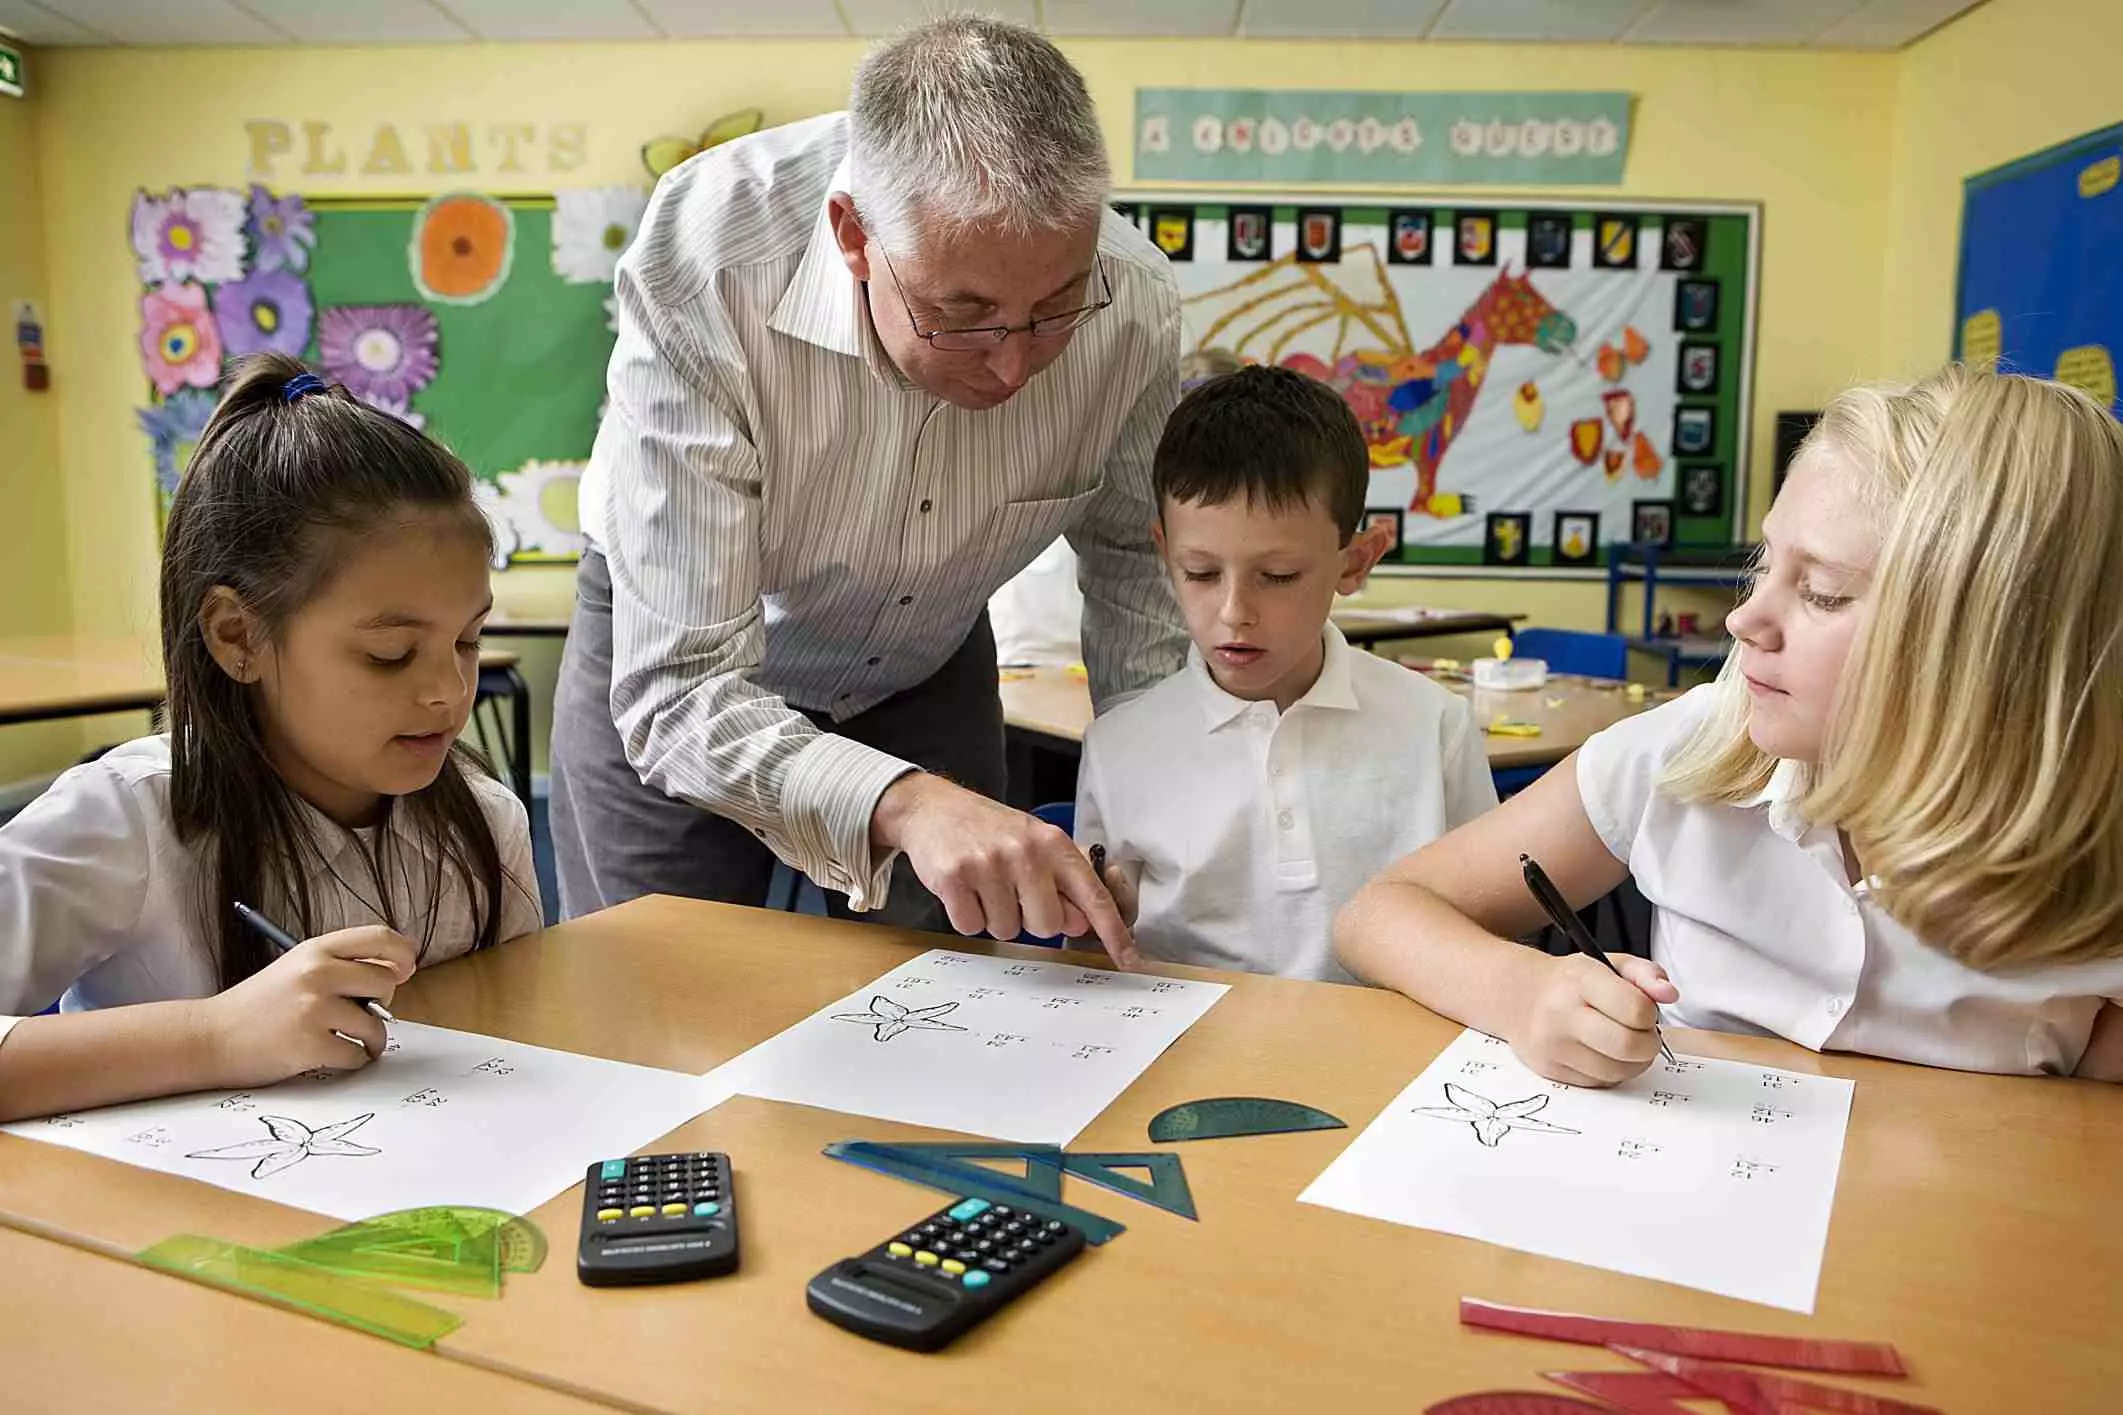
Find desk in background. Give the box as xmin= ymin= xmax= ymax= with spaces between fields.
xmin=0 ymin=897 xmax=2115 ymax=1413
xmin=0 ymin=635 xmax=535 ymax=812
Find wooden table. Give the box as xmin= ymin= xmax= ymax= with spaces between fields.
xmin=1000 ymin=664 xmax=1677 ymax=771
xmin=0 ymin=635 xmax=535 ymax=808
xmin=3 ymin=898 xmax=2118 ymax=1413
xmin=0 ymin=1224 xmax=619 ymax=1413
xmin=0 ymin=636 xmax=163 ymax=726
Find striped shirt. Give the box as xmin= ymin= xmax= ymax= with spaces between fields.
xmin=576 ymin=112 xmax=1189 ymax=910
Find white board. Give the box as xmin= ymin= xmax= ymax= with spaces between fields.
xmin=1299 ymin=1029 xmax=1854 ymax=1312
xmin=3 ymin=1022 xmax=723 ymax=1222
xmin=710 ymin=949 xmax=1228 ymax=1145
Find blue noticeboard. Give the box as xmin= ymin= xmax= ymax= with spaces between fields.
xmin=1955 ymin=121 xmax=2123 ymax=415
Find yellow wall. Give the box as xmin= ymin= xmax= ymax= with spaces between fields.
xmin=0 ymin=48 xmax=88 ymax=784
xmin=12 ymin=35 xmax=1907 ymax=776
xmin=1880 ymin=0 xmax=2123 ymax=378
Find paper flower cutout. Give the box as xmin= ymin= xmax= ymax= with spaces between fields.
xmin=318 ymin=304 xmax=439 ymax=405
xmin=551 ymin=186 xmax=648 ymax=285
xmin=212 ymin=266 xmax=313 ymax=361
xmin=411 ymin=192 xmax=514 ymax=305
xmin=131 ymin=187 xmax=246 ymax=286
xmin=138 ymin=388 xmax=218 ymax=503
xmin=245 ymin=185 xmax=316 ymax=274
xmin=139 ymin=281 xmax=223 ymax=396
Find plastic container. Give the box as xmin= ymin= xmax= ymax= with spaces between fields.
xmin=1472 ymin=656 xmax=1548 ymax=691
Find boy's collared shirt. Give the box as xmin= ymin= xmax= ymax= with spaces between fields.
xmin=1076 ymin=624 xmax=1496 ymax=982
xmin=1579 ymin=686 xmax=2123 ymax=1075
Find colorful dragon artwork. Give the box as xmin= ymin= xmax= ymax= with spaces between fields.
xmin=1184 ymin=248 xmax=1580 ymax=518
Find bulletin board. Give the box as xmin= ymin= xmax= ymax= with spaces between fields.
xmin=131 ymin=183 xmax=641 ymax=564
xmin=1115 ymin=194 xmax=1759 ymax=571
xmin=1954 ymin=121 xmax=2123 ymax=414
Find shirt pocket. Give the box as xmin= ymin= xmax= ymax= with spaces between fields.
xmin=984 ymin=487 xmax=1101 ymax=581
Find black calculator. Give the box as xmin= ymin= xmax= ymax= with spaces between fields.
xmin=576 ymin=1151 xmax=739 ymax=1287
xmin=805 ymin=1196 xmax=1086 ymax=1351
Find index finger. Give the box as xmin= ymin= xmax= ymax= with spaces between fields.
xmin=313 ymin=928 xmax=419 ymax=975
xmin=1053 ymin=850 xmax=1138 ymax=969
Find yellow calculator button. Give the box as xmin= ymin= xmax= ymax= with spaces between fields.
xmin=914 ymin=1250 xmax=941 ymax=1267
xmin=628 ymin=1205 xmax=656 ymax=1218
xmin=596 ymin=1208 xmax=623 ymax=1223
xmin=941 ymin=1259 xmax=967 ymax=1275
xmin=661 ymin=1202 xmax=687 ymax=1217
xmin=887 ymin=1242 xmax=913 ymax=1258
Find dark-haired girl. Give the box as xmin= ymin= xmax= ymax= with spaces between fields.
xmin=0 ymin=354 xmax=541 ymax=1121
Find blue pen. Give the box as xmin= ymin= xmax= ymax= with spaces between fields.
xmin=233 ymin=901 xmax=395 ymax=1025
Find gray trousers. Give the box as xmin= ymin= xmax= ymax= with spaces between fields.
xmin=549 ymin=551 xmax=1007 ymax=929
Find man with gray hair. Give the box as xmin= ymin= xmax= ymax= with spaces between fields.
xmin=550 ymin=16 xmax=1186 ymax=963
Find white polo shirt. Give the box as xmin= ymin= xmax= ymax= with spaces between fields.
xmin=1077 ymin=625 xmax=1497 ymax=983
xmin=1578 ymin=687 xmax=2123 ymax=1076
xmin=0 ymin=736 xmax=544 ymax=1049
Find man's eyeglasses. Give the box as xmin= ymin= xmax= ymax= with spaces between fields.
xmin=879 ymin=247 xmax=1113 ymax=352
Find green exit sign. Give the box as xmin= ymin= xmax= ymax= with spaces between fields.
xmin=0 ymin=44 xmax=22 ymax=99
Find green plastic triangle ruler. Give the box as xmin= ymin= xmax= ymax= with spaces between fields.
xmin=1148 ymin=1097 xmax=1346 ymax=1144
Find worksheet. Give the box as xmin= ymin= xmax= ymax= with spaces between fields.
xmin=1299 ymin=1028 xmax=1855 ymax=1312
xmin=709 ymin=949 xmax=1229 ymax=1144
xmin=3 ymin=1022 xmax=725 ymax=1222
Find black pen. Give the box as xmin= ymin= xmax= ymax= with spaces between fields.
xmin=1089 ymin=843 xmax=1107 ymax=881
xmin=1518 ymin=854 xmax=1674 ymax=1064
xmin=233 ymin=901 xmax=395 ymax=1024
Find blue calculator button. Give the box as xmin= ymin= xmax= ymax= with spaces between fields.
xmin=693 ymin=1202 xmax=721 ymax=1217
xmin=962 ymin=1270 xmax=992 ymax=1289
xmin=599 ymin=1160 xmax=627 ymax=1181
xmin=947 ymin=1198 xmax=991 ymax=1222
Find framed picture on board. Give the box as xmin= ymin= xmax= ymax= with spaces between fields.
xmin=1364 ymin=506 xmax=1405 ymax=548
xmin=1632 ymin=499 xmax=1676 ymax=549
xmin=1552 ymin=510 xmax=1600 ymax=567
xmin=1483 ymin=511 xmax=1531 ymax=566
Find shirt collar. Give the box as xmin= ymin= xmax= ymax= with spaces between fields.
xmin=767 ymin=156 xmax=910 ymax=388
xmin=1190 ymin=623 xmax=1361 ymax=730
xmin=1740 ymin=756 xmax=1812 ymax=843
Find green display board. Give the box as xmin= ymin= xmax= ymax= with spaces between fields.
xmin=305 ymin=198 xmax=610 ymax=487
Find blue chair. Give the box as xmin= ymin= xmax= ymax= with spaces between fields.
xmin=1020 ymin=801 xmax=1077 ymax=946
xmin=1509 ymin=627 xmax=1629 ymax=681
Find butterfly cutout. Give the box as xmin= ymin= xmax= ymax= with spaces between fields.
xmin=641 ymin=109 xmax=765 ymax=181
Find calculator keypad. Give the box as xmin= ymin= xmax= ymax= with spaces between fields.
xmin=880 ymin=1200 xmax=1066 ymax=1285
xmin=592 ymin=1152 xmax=725 ymax=1228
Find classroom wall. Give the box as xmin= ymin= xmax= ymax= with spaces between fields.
xmin=1879 ymin=0 xmax=2123 ymax=379
xmin=17 ymin=35 xmax=1902 ymax=777
xmin=0 ymin=47 xmax=88 ymax=788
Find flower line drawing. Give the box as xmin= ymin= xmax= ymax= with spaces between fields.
xmin=186 ymin=1112 xmax=382 ymax=1180
xmin=1411 ymin=1084 xmax=1581 ymax=1148
xmin=831 ymin=995 xmax=969 ymax=1044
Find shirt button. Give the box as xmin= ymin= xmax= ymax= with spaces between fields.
xmin=866 ymin=656 xmax=881 ymax=667
xmin=898 ymin=595 xmax=913 ymax=606
xmin=1277 ymin=810 xmax=1294 ymax=830
xmin=1270 ymin=764 xmax=1283 ymax=777
xmin=919 ymin=499 xmax=933 ymax=513
xmin=1826 ymin=997 xmax=1845 ymax=1016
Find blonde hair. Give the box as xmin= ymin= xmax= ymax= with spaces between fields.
xmin=1664 ymin=364 xmax=2123 ymax=971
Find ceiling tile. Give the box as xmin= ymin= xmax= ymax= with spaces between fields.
xmin=33 ymin=0 xmax=287 ymax=44
xmin=1430 ymin=0 xmax=1648 ymax=43
xmin=1808 ymin=0 xmax=1982 ymax=48
xmin=1239 ymin=0 xmax=1448 ymax=39
xmin=432 ymin=0 xmax=660 ymax=42
xmin=642 ymin=0 xmax=849 ymax=36
xmin=1042 ymin=0 xmax=1241 ymax=37
xmin=239 ymin=0 xmax=474 ymax=43
xmin=1625 ymin=0 xmax=1864 ymax=46
xmin=0 ymin=0 xmax=115 ymax=44
xmin=840 ymin=0 xmax=1039 ymax=37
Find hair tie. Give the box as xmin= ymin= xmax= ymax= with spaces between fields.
xmin=281 ymin=372 xmax=328 ymax=403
